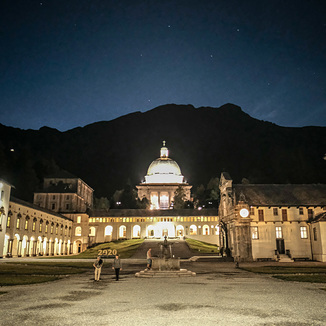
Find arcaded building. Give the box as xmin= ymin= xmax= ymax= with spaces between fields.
xmin=4 ymin=197 xmax=73 ymax=257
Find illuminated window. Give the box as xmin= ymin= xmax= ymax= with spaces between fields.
xmin=16 ymin=218 xmax=20 ymax=229
xmin=32 ymin=221 xmax=36 ymax=231
xmin=51 ymin=224 xmax=54 ymax=234
xmin=189 ymin=225 xmax=197 ymax=235
xmin=258 ymin=210 xmax=264 ymax=222
xmin=203 ymin=225 xmax=210 ymax=235
xmin=133 ymin=225 xmax=141 ymax=238
xmin=119 ymin=225 xmax=126 ymax=238
xmin=273 ymin=208 xmax=278 ymax=216
xmin=282 ymin=209 xmax=288 ymax=221
xmin=7 ymin=215 xmax=11 ymax=228
xmin=25 ymin=220 xmax=29 ymax=230
xmin=215 ymin=225 xmax=219 ymax=235
xmin=75 ymin=226 xmax=82 ymax=236
xmin=105 ymin=225 xmax=113 ymax=236
xmin=160 ymin=193 xmax=169 ymax=209
xmin=300 ymin=226 xmax=308 ymax=239
xmin=77 ymin=216 xmax=81 ymax=223
xmin=252 ymin=226 xmax=259 ymax=239
xmin=55 ymin=226 xmax=58 ymax=234
xmin=150 ymin=193 xmax=159 ymax=209
xmin=39 ymin=222 xmax=43 ymax=232
xmin=276 ymin=227 xmax=282 ymax=239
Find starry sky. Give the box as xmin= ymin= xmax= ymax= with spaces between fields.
xmin=1 ymin=0 xmax=325 ymax=131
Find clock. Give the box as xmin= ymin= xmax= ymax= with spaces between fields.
xmin=239 ymin=208 xmax=249 ymax=218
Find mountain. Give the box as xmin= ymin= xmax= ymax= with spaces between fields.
xmin=1 ymin=103 xmax=326 ymax=201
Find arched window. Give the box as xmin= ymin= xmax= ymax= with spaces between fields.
xmin=105 ymin=225 xmax=113 ymax=236
xmin=133 ymin=225 xmax=141 ymax=238
xmin=119 ymin=225 xmax=126 ymax=238
xmin=147 ymin=225 xmax=155 ymax=237
xmin=189 ymin=225 xmax=197 ymax=235
xmin=89 ymin=227 xmax=96 ymax=236
xmin=75 ymin=226 xmax=82 ymax=236
xmin=176 ymin=225 xmax=184 ymax=237
xmin=203 ymin=225 xmax=210 ymax=235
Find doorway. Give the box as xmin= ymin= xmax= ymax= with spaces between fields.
xmin=276 ymin=239 xmax=285 ymax=254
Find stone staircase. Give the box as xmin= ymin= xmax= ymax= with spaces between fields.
xmin=135 ymin=268 xmax=196 ymax=278
xmin=278 ymin=254 xmax=294 ymax=263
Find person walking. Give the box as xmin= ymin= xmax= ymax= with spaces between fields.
xmin=147 ymin=248 xmax=152 ymax=270
xmin=112 ymin=254 xmax=122 ymax=281
xmin=93 ymin=256 xmax=103 ymax=281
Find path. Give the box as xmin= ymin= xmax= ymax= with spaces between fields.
xmin=0 ymin=261 xmax=325 ymax=326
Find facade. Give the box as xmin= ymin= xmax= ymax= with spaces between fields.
xmin=0 ymin=179 xmax=12 ymax=258
xmin=137 ymin=142 xmax=192 ymax=209
xmin=4 ymin=197 xmax=73 ymax=257
xmin=33 ymin=171 xmax=93 ymax=213
xmin=219 ymin=172 xmax=326 ymax=262
xmin=87 ymin=209 xmax=219 ymax=245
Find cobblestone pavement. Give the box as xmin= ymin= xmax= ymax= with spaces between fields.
xmin=0 ymin=260 xmax=326 ymax=326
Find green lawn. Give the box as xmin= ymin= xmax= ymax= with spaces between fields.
xmin=185 ymin=238 xmax=219 ymax=254
xmin=0 ymin=262 xmax=91 ymax=286
xmin=241 ymin=266 xmax=326 ymax=274
xmin=241 ymin=265 xmax=326 ymax=283
xmin=273 ymin=274 xmax=326 ymax=283
xmin=70 ymin=239 xmax=145 ymax=259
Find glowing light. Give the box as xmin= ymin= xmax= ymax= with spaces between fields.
xmin=240 ymin=208 xmax=249 ymax=218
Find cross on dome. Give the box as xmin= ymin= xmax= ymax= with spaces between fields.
xmin=160 ymin=140 xmax=169 ymax=158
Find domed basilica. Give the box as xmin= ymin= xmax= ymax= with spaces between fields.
xmin=137 ymin=141 xmax=192 ymax=209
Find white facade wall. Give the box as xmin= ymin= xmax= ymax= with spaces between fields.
xmin=0 ymin=180 xmax=12 ymax=258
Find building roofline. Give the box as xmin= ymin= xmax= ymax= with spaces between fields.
xmin=10 ymin=196 xmax=73 ymax=221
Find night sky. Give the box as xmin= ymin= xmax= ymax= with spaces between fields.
xmin=1 ymin=0 xmax=325 ymax=131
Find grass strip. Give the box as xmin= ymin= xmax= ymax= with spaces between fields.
xmin=241 ymin=266 xmax=326 ymax=274
xmin=0 ymin=263 xmax=88 ymax=275
xmin=185 ymin=238 xmax=219 ymax=254
xmin=63 ymin=239 xmax=145 ymax=259
xmin=0 ymin=275 xmax=61 ymax=286
xmin=273 ymin=274 xmax=326 ymax=283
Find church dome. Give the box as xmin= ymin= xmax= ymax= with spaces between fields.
xmin=144 ymin=142 xmax=184 ymax=184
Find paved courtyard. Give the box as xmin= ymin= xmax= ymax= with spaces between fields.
xmin=0 ymin=260 xmax=325 ymax=326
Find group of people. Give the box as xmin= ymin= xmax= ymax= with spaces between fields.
xmin=93 ymin=247 xmax=153 ymax=282
xmin=93 ymin=254 xmax=122 ymax=281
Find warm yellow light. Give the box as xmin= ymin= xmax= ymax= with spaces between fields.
xmin=240 ymin=208 xmax=249 ymax=218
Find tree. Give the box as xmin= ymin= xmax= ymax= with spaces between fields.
xmin=173 ymin=185 xmax=187 ymax=209
xmin=94 ymin=197 xmax=110 ymax=210
xmin=137 ymin=196 xmax=150 ymax=209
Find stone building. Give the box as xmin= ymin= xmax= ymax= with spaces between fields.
xmin=4 ymin=197 xmax=73 ymax=257
xmin=0 ymin=179 xmax=12 ymax=258
xmin=33 ymin=171 xmax=93 ymax=213
xmin=219 ymin=172 xmax=326 ymax=262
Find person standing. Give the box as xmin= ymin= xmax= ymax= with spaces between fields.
xmin=112 ymin=254 xmax=122 ymax=281
xmin=147 ymin=248 xmax=152 ymax=270
xmin=93 ymin=256 xmax=103 ymax=281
